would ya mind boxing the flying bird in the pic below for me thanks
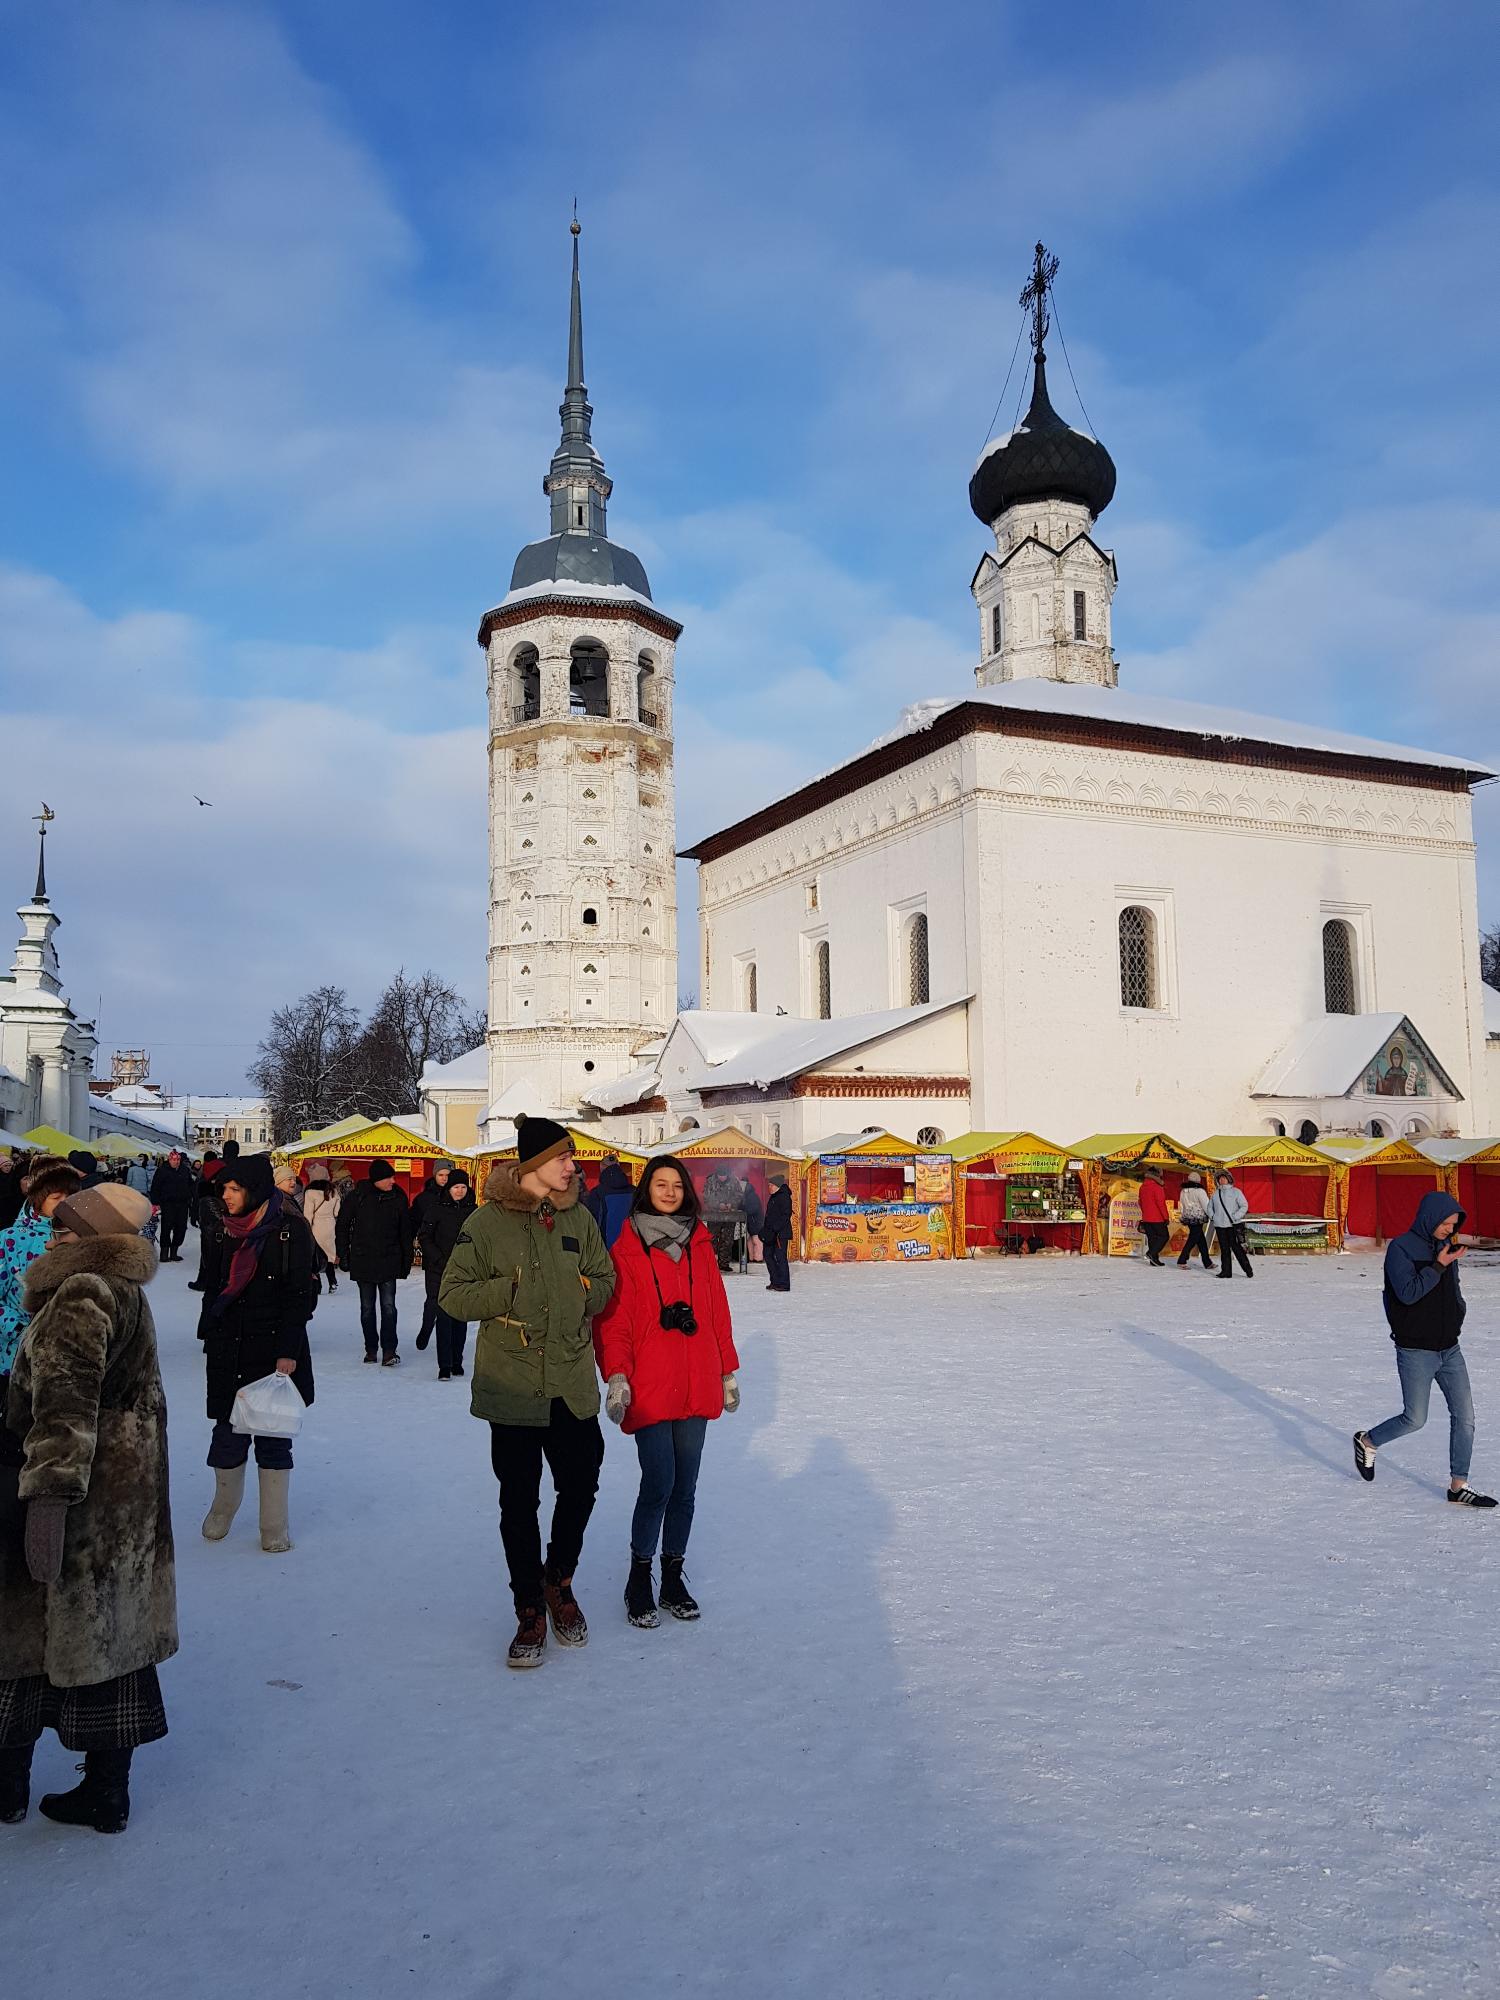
[193,796,214,807]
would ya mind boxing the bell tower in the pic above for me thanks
[478,222,682,1116]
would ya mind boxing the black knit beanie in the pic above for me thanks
[366,1158,396,1184]
[218,1152,276,1206]
[514,1116,573,1176]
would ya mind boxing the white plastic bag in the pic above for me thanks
[231,1371,306,1438]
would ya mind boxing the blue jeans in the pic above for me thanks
[1367,1344,1474,1478]
[358,1278,398,1357]
[207,1417,293,1471]
[631,1418,709,1560]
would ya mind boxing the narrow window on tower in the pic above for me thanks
[575,504,585,526]
[1073,590,1087,640]
[990,603,1002,655]
[1118,906,1158,1010]
[815,939,831,1020]
[905,913,930,1006]
[1322,919,1357,1014]
[745,962,759,1013]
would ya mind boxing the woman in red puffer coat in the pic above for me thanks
[594,1156,740,1630]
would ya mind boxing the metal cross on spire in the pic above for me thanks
[1019,241,1060,362]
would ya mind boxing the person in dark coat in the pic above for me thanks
[149,1148,195,1263]
[417,1170,477,1379]
[412,1161,454,1350]
[68,1150,107,1192]
[1354,1190,1494,1505]
[335,1160,413,1365]
[582,1158,635,1249]
[762,1172,794,1293]
[197,1153,317,1553]
[0,1153,24,1232]
[0,1183,175,1835]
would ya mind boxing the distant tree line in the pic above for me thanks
[250,970,486,1144]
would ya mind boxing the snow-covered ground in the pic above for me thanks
[8,1250,1500,1999]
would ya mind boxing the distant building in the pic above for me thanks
[0,830,97,1138]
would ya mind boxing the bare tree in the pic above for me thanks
[249,985,364,1143]
[1482,922,1500,990]
[355,969,486,1113]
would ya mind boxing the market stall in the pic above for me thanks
[1067,1134,1215,1257]
[1315,1135,1440,1243]
[944,1132,1084,1255]
[1421,1137,1500,1241]
[1192,1135,1341,1253]
[276,1115,457,1202]
[23,1124,92,1157]
[801,1129,956,1264]
[472,1127,646,1202]
[633,1123,797,1272]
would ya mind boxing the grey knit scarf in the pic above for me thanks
[631,1211,695,1263]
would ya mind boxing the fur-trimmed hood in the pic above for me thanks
[23,1231,157,1304]
[483,1160,581,1216]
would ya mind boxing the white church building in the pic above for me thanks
[0,826,98,1140]
[462,237,1494,1155]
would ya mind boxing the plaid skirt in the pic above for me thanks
[0,1665,167,1750]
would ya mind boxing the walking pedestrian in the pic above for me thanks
[595,1156,740,1629]
[0,1160,83,1393]
[1209,1169,1254,1278]
[0,1152,22,1232]
[417,1169,477,1380]
[413,1161,454,1351]
[301,1164,340,1293]
[1176,1172,1213,1270]
[149,1148,194,1263]
[335,1161,413,1366]
[125,1155,152,1197]
[582,1156,635,1249]
[0,1183,175,1834]
[68,1151,106,1191]
[762,1171,794,1292]
[1353,1192,1494,1505]
[740,1174,765,1266]
[197,1153,317,1553]
[273,1165,305,1212]
[437,1116,615,1669]
[1138,1168,1170,1266]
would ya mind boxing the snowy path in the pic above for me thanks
[7,1251,1500,1998]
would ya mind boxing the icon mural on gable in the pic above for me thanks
[1363,1028,1432,1099]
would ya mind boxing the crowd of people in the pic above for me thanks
[1136,1166,1255,1278]
[1,1123,1488,1840]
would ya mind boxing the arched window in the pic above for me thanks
[511,645,540,723]
[905,913,929,1006]
[745,962,758,1013]
[1368,1119,1388,1138]
[568,640,610,718]
[814,939,831,1020]
[1322,919,1357,1014]
[916,1125,944,1147]
[582,906,597,927]
[1118,906,1158,1009]
[637,652,658,727]
[1298,1119,1320,1145]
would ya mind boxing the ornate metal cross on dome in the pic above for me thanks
[1019,241,1059,360]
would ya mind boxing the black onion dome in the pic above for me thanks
[969,355,1116,526]
[509,533,652,600]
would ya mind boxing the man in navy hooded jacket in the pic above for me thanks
[1354,1190,1495,1506]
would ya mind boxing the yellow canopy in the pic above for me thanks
[807,1130,920,1159]
[277,1117,452,1164]
[23,1125,90,1156]
[1311,1136,1434,1171]
[1194,1134,1330,1169]
[474,1125,650,1167]
[941,1130,1069,1170]
[1067,1133,1212,1169]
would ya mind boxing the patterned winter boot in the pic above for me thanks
[543,1563,589,1646]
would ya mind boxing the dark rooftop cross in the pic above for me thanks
[1019,241,1059,362]
[31,802,54,903]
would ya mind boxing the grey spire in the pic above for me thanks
[34,825,47,904]
[545,218,610,536]
[567,221,585,397]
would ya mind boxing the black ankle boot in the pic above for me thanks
[624,1555,659,1629]
[0,1744,34,1824]
[38,1748,132,1834]
[659,1555,700,1621]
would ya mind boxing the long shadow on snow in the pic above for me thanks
[1119,1323,1435,1494]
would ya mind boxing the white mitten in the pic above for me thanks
[605,1374,632,1425]
[722,1372,740,1414]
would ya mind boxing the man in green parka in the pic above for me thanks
[439,1116,616,1669]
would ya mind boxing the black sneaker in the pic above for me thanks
[1353,1433,1376,1483]
[1447,1487,1498,1508]
[659,1555,700,1621]
[452,1364,465,1377]
[438,1371,451,1381]
[625,1556,659,1629]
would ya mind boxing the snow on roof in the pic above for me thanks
[685,998,969,1093]
[392,1114,428,1140]
[1252,1014,1408,1098]
[581,1063,662,1113]
[1485,987,1500,1038]
[486,578,657,616]
[847,679,1493,781]
[479,1079,574,1128]
[106,1085,166,1106]
[419,1045,489,1091]
[671,1011,802,1068]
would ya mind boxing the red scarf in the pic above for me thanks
[211,1192,284,1318]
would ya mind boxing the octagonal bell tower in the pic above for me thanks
[479,222,681,1115]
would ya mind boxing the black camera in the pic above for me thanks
[659,1301,698,1336]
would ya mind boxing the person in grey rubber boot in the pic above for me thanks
[1353,1190,1495,1507]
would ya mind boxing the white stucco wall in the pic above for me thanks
[696,718,1490,1143]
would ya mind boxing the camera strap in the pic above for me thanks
[643,1232,695,1317]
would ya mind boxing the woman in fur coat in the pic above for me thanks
[0,1182,176,1834]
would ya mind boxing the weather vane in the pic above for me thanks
[31,802,54,902]
[1019,241,1059,361]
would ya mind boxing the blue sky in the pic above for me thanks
[1,0,1497,1090]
